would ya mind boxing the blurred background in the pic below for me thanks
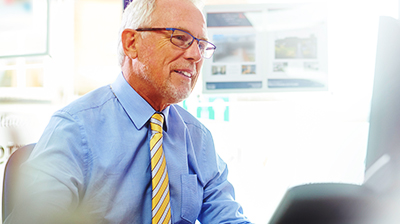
[0,0,399,223]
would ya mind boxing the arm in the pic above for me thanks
[197,131,252,224]
[4,111,89,224]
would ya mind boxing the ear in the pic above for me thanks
[121,29,138,59]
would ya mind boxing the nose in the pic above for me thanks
[183,40,202,62]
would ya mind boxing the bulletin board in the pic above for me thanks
[202,3,328,93]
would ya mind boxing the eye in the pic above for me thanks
[172,34,190,42]
[198,42,207,51]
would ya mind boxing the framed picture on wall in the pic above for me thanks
[203,3,328,93]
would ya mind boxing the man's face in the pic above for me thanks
[133,0,207,107]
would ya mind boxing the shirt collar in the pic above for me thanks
[111,72,169,131]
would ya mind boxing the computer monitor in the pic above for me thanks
[268,16,400,223]
[364,16,400,193]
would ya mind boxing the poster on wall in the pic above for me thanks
[204,10,263,91]
[203,3,328,93]
[206,32,262,90]
[268,26,326,89]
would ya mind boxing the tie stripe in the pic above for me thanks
[150,113,172,224]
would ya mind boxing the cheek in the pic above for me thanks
[191,76,199,89]
[196,61,204,74]
[139,38,168,59]
[151,43,180,68]
[155,40,171,49]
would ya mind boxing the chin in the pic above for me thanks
[162,83,193,104]
[170,90,191,104]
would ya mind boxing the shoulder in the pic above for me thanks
[58,85,115,116]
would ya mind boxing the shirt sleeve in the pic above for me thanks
[197,130,252,224]
[3,111,91,224]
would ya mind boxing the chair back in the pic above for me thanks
[2,143,35,222]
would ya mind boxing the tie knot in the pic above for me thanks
[150,113,164,133]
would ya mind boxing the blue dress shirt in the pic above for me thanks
[4,73,251,224]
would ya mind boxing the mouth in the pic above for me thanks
[174,70,193,79]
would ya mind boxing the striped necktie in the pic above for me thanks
[150,113,172,224]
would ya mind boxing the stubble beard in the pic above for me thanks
[136,61,192,105]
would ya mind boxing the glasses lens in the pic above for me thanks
[170,29,216,59]
[170,29,193,49]
[199,40,216,59]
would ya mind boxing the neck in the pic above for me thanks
[121,63,171,112]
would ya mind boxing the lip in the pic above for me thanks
[173,69,195,79]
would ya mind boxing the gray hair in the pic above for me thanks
[117,0,205,66]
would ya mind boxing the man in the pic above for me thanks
[4,0,251,223]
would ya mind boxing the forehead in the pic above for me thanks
[151,0,207,38]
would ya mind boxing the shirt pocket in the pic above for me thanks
[181,174,203,223]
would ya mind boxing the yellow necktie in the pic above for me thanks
[150,113,172,224]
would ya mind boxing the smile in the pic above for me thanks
[174,70,193,78]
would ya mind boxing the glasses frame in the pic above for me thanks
[135,27,216,59]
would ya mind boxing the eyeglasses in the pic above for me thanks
[135,28,216,59]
